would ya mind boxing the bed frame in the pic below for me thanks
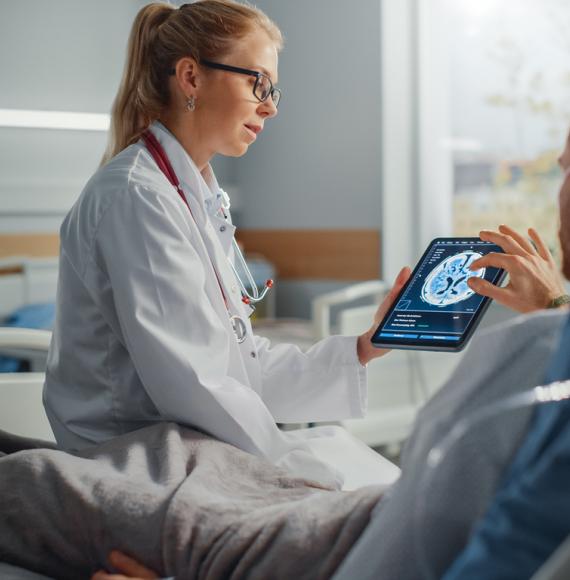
[0,257,59,319]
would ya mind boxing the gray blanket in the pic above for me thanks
[0,423,382,580]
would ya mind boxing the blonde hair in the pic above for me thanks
[101,0,283,165]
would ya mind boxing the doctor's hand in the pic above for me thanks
[467,225,567,313]
[91,551,159,580]
[357,266,412,365]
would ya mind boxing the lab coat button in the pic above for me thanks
[250,351,257,358]
[219,225,226,232]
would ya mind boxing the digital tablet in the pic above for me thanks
[371,237,506,352]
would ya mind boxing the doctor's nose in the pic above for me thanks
[258,97,278,119]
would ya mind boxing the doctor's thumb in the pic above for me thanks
[394,266,412,288]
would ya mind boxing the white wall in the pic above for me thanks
[0,1,153,233]
[0,1,384,318]
[222,0,384,317]
[230,0,383,231]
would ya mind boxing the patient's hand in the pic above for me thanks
[467,225,567,313]
[91,550,159,580]
[357,266,412,365]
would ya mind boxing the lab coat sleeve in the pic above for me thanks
[92,184,342,488]
[254,334,368,423]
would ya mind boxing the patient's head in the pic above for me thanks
[558,129,570,279]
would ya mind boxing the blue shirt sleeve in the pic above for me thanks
[443,403,570,580]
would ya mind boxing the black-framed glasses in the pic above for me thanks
[169,60,281,107]
[201,60,281,107]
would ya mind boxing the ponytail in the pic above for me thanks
[101,3,174,165]
[101,1,283,166]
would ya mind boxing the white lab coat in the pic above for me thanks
[44,122,399,489]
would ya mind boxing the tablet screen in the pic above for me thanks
[371,238,505,351]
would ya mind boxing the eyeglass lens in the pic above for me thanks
[255,76,280,107]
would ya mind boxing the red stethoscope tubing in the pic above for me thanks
[141,129,233,309]
[141,129,273,315]
[142,130,181,195]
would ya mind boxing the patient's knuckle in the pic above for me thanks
[512,255,525,268]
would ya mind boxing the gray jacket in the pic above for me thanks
[334,309,568,580]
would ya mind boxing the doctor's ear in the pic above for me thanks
[172,57,201,93]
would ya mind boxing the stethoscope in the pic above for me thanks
[141,129,273,344]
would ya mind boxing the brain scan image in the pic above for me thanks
[421,251,485,307]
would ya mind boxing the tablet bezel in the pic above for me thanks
[371,237,506,352]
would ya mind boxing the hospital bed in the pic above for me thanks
[4,267,563,578]
[0,326,568,579]
[0,327,54,579]
[0,257,59,319]
[0,257,57,375]
[0,328,53,441]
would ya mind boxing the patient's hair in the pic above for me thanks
[101,0,282,165]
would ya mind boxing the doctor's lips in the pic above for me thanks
[244,124,263,139]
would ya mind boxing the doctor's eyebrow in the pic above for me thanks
[249,65,277,82]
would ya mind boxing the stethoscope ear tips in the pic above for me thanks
[266,279,274,288]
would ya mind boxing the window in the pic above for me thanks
[446,0,570,257]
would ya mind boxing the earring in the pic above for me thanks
[186,95,196,112]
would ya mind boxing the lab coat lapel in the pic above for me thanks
[145,121,258,389]
[147,123,248,321]
[148,122,212,225]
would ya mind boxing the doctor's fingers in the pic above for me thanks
[373,267,411,325]
[479,227,534,257]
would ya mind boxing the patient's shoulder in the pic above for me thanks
[478,308,568,344]
[459,309,568,375]
[421,310,568,420]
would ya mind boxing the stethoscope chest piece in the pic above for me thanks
[230,315,247,344]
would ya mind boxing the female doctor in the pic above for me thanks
[44,0,410,490]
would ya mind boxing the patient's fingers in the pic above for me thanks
[479,228,529,257]
[469,252,514,272]
[108,551,158,578]
[497,224,537,255]
[528,227,554,262]
[467,277,517,311]
[91,572,137,580]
